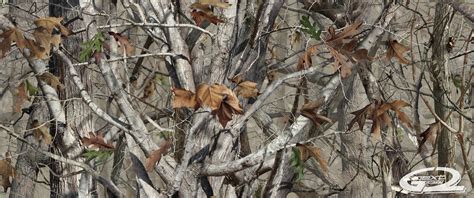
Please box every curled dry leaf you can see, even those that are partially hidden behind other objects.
[145,139,172,172]
[38,72,65,91]
[82,132,114,150]
[0,158,15,192]
[31,120,52,145]
[234,80,259,99]
[386,40,410,64]
[418,122,440,151]
[191,10,224,26]
[108,31,135,56]
[300,98,332,127]
[297,45,318,71]
[297,144,329,175]
[172,88,199,109]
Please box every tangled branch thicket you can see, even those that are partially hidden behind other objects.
[0,0,472,197]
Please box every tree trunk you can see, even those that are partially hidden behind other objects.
[431,2,452,167]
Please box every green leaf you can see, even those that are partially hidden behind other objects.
[451,74,462,88]
[291,147,304,182]
[82,150,112,162]
[300,16,321,40]
[79,32,105,62]
[25,80,37,97]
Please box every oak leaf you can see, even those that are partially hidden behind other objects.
[196,83,231,111]
[197,83,243,127]
[0,28,26,58]
[172,88,198,109]
[234,81,258,99]
[348,99,412,137]
[31,120,53,145]
[34,17,71,36]
[145,139,172,171]
[82,132,114,150]
[297,45,318,71]
[191,10,224,26]
[386,40,410,64]
[25,38,49,59]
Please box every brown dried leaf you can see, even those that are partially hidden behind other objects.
[38,72,64,91]
[32,27,53,56]
[0,159,15,192]
[386,40,410,64]
[196,83,228,111]
[394,109,413,129]
[145,140,172,171]
[172,88,199,109]
[22,38,48,59]
[196,83,243,127]
[299,144,328,174]
[0,28,26,58]
[371,118,382,140]
[325,19,363,46]
[142,80,155,99]
[389,99,410,110]
[31,120,52,145]
[14,82,27,113]
[329,48,352,78]
[300,98,332,127]
[108,32,135,56]
[82,132,114,150]
[418,122,440,151]
[297,45,318,71]
[34,17,71,36]
[191,10,224,26]
[234,81,258,99]
[348,103,374,131]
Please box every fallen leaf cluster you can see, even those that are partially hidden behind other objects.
[348,99,412,139]
[172,83,243,127]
